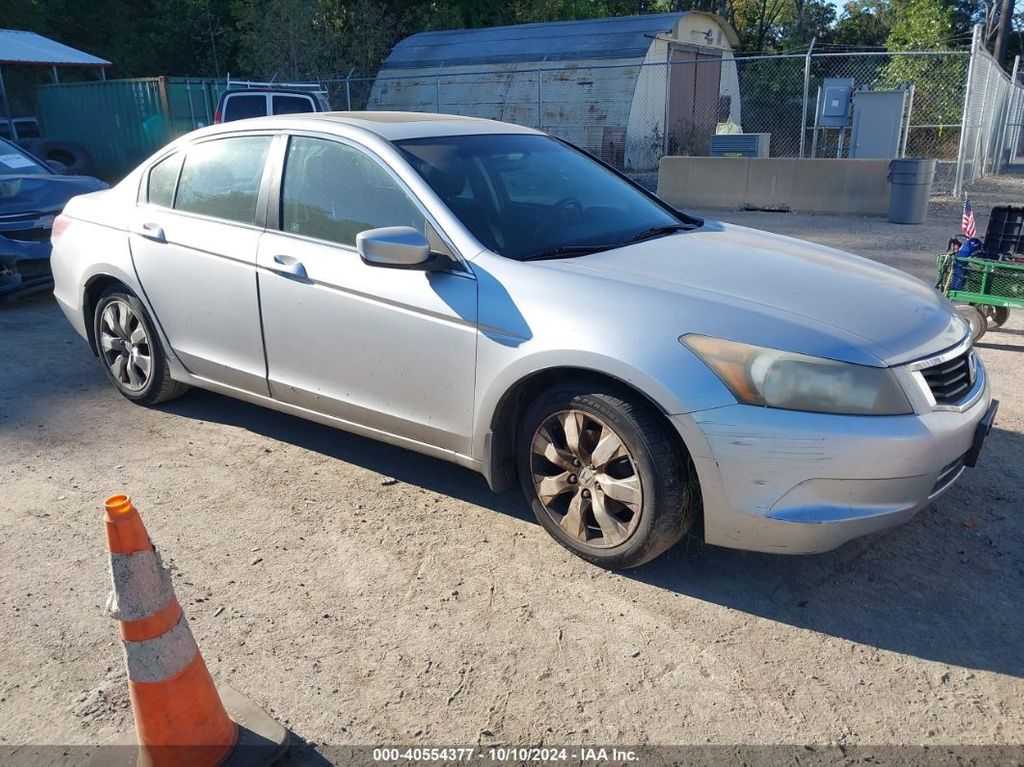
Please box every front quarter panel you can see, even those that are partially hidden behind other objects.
[470,251,738,460]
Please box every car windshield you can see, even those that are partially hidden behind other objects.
[0,138,49,176]
[395,134,698,261]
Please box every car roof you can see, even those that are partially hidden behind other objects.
[198,111,543,142]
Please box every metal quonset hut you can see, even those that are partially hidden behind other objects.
[368,12,740,170]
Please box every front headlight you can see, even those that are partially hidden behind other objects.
[681,334,912,415]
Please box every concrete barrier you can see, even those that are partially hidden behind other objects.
[657,157,893,216]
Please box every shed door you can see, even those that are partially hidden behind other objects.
[668,45,723,155]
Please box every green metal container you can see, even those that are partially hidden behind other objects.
[35,77,225,181]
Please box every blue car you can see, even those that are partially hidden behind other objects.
[0,137,107,298]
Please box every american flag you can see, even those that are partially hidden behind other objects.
[962,198,977,238]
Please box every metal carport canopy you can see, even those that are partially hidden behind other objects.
[0,29,111,141]
[0,29,110,66]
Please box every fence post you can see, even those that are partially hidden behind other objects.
[536,67,542,130]
[954,25,983,197]
[993,55,1019,172]
[202,81,212,125]
[662,54,671,158]
[1007,57,1015,164]
[184,76,196,129]
[900,83,915,158]
[435,74,440,113]
[345,67,354,110]
[978,54,996,176]
[798,37,816,159]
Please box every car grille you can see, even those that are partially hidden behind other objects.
[920,350,973,405]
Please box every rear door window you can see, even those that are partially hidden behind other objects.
[147,152,182,207]
[174,136,272,225]
[222,94,267,121]
[273,95,316,115]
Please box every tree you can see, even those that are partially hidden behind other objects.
[886,0,954,48]
[994,0,1016,62]
[729,0,795,50]
[830,0,893,47]
[882,0,961,143]
[781,0,836,46]
[6,0,241,78]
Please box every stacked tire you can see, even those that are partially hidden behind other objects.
[18,139,96,177]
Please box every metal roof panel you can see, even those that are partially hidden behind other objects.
[0,29,111,66]
[381,12,687,69]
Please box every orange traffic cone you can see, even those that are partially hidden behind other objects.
[104,494,288,766]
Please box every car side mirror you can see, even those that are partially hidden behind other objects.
[356,226,446,271]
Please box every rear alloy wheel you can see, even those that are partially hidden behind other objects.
[99,299,153,392]
[518,383,697,569]
[93,286,189,405]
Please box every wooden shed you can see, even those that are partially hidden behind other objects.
[368,12,740,170]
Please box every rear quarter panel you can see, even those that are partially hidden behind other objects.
[51,180,144,342]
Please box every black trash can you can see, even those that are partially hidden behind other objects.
[887,158,936,224]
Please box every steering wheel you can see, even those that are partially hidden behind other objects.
[532,197,584,240]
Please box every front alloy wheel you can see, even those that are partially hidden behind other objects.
[518,383,698,569]
[530,410,643,549]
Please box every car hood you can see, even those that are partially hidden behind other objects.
[538,221,966,367]
[0,174,108,218]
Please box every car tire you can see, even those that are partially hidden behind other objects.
[93,286,189,405]
[957,304,987,342]
[517,381,698,569]
[36,140,96,177]
[990,306,1010,328]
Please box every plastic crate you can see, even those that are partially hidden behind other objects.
[983,205,1024,259]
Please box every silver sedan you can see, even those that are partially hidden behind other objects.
[51,113,997,568]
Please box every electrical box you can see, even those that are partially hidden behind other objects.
[818,78,854,128]
[850,89,909,159]
[709,133,770,157]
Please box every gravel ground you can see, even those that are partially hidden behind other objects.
[0,205,1022,762]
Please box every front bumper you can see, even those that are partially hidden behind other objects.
[0,252,52,298]
[0,225,52,298]
[671,365,993,554]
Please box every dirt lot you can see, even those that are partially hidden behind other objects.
[1,207,1022,761]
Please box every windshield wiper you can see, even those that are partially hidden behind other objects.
[619,223,698,246]
[520,244,615,262]
[521,221,701,261]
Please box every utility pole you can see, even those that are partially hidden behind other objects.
[995,0,1015,65]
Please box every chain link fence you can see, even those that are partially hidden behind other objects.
[957,29,1024,194]
[233,25,1024,198]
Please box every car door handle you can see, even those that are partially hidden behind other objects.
[137,222,166,243]
[269,254,308,279]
